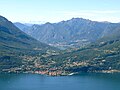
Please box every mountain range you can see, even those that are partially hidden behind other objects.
[0,16,120,75]
[15,18,120,49]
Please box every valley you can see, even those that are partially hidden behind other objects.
[0,16,120,76]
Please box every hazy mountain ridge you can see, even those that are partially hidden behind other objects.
[15,18,120,49]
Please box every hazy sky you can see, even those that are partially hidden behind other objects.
[0,0,120,23]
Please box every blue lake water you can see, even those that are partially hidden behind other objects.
[0,73,120,90]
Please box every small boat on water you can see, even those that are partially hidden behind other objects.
[68,73,74,76]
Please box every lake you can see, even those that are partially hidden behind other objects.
[0,73,120,90]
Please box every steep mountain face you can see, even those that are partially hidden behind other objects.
[15,18,120,49]
[14,22,30,31]
[99,23,120,41]
[14,22,32,34]
[0,16,58,70]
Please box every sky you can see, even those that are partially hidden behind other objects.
[0,0,120,23]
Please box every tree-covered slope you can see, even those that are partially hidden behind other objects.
[0,16,58,70]
[41,33,120,73]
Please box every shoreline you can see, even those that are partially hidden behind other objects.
[1,69,120,76]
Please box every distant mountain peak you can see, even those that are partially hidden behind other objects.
[70,17,91,21]
[45,22,52,25]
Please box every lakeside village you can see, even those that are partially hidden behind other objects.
[1,64,120,76]
[1,51,120,76]
[1,67,75,76]
[2,67,120,76]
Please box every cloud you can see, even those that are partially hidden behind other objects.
[53,10,120,23]
[56,10,120,16]
[8,10,120,23]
